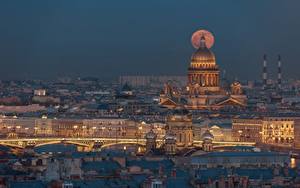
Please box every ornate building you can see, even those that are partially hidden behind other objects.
[145,129,157,153]
[201,129,214,152]
[160,30,247,110]
[165,109,193,149]
[164,133,177,155]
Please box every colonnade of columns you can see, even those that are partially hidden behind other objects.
[191,63,215,69]
[189,73,219,87]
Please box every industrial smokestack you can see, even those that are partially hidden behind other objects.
[262,54,267,89]
[278,55,282,89]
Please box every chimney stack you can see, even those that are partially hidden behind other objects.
[277,55,282,89]
[262,54,267,89]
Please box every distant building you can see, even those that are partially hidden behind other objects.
[34,89,46,96]
[119,75,187,88]
[191,152,290,169]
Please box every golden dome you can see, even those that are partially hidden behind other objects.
[191,48,215,63]
[190,36,216,69]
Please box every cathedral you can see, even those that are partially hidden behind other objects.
[159,30,247,110]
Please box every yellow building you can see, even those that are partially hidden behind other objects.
[262,117,294,145]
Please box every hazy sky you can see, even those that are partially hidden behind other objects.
[0,0,299,80]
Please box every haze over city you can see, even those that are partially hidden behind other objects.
[0,0,300,80]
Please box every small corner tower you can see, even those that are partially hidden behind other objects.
[201,129,214,152]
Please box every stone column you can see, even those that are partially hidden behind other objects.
[214,74,217,86]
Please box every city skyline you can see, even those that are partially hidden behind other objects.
[0,1,299,80]
[0,1,300,188]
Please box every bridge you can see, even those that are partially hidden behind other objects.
[0,137,255,151]
[0,137,151,150]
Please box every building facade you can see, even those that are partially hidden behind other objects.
[262,117,294,145]
[232,118,263,142]
[232,117,296,145]
[0,116,165,140]
[294,119,300,149]
[165,109,193,148]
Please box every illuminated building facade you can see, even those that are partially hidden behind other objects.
[160,30,247,110]
[262,117,294,145]
[0,116,166,139]
[232,118,263,142]
[165,109,193,148]
[294,119,300,149]
[233,117,296,145]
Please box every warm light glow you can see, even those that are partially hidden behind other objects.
[138,146,142,153]
[291,157,296,168]
[191,29,214,49]
[73,125,78,129]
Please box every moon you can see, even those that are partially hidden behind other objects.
[191,30,215,49]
